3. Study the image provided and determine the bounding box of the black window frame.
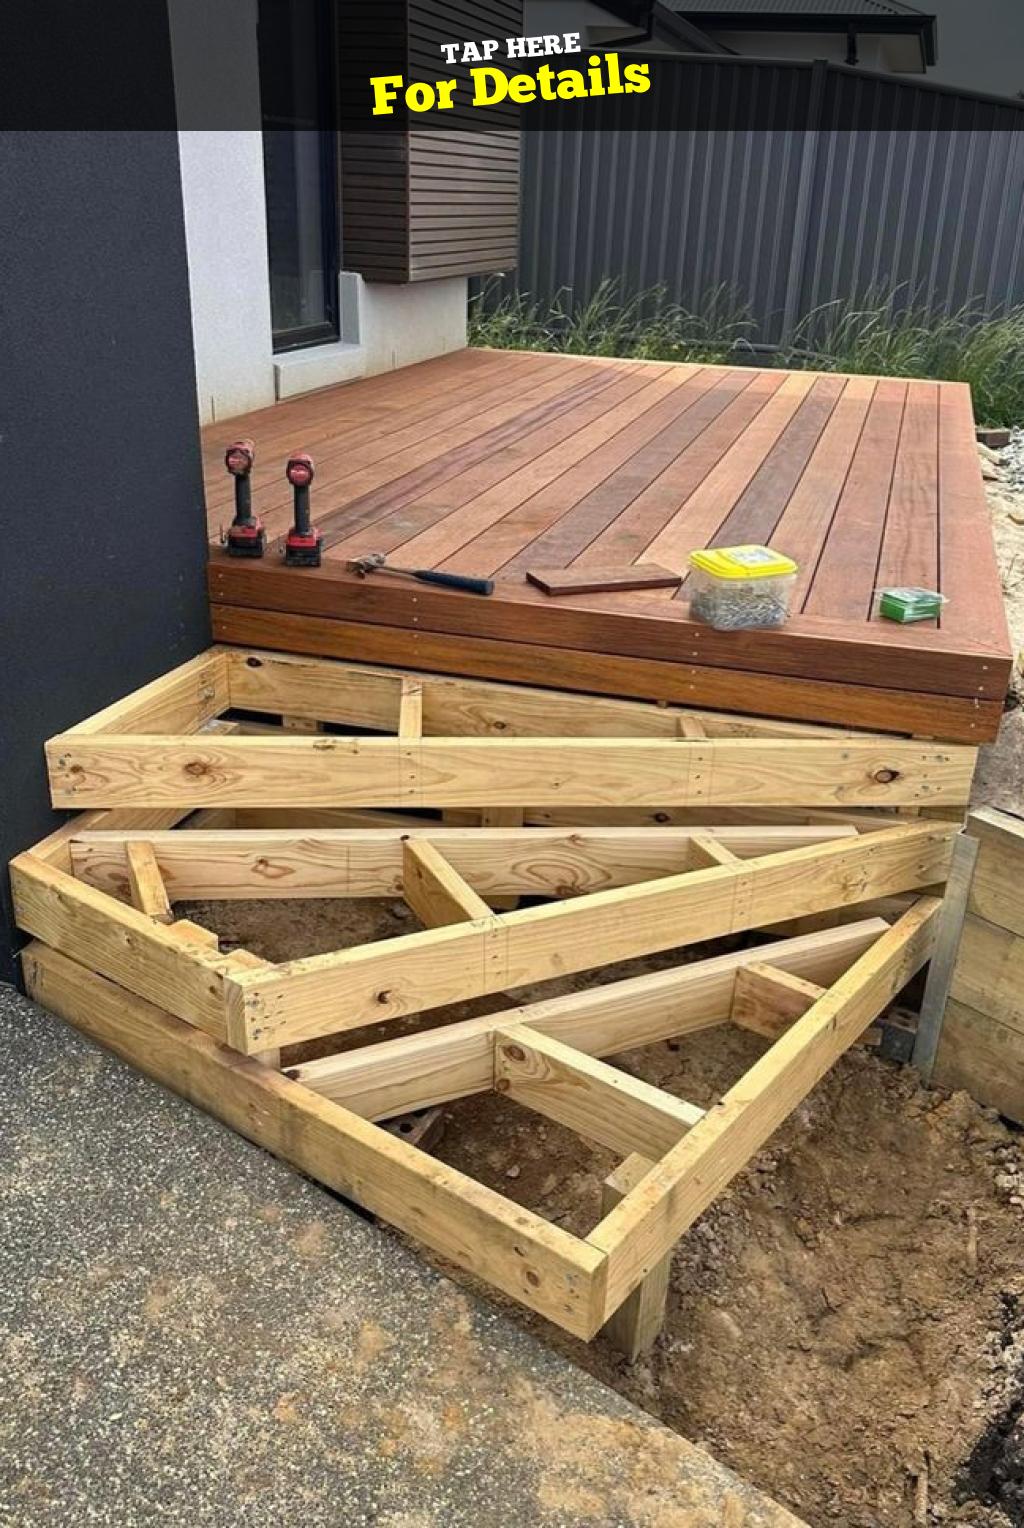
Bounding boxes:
[258,0,341,354]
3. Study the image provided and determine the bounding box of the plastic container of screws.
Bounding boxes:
[687,545,799,631]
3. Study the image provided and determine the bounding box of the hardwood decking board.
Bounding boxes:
[204,349,534,516]
[673,374,848,595]
[406,365,717,572]
[937,383,1013,650]
[299,354,641,540]
[328,363,691,570]
[202,352,1011,741]
[779,376,877,611]
[436,370,748,578]
[494,371,761,575]
[321,362,667,566]
[875,380,940,615]
[803,378,908,620]
[496,373,765,575]
[210,604,1003,741]
[201,346,518,472]
[208,560,1004,701]
[209,353,578,519]
[268,357,626,550]
[643,372,818,571]
[570,371,785,570]
[213,355,582,545]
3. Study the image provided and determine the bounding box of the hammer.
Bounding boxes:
[347,552,494,597]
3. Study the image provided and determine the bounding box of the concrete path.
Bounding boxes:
[0,982,801,1527]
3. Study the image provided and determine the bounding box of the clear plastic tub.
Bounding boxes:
[687,545,799,631]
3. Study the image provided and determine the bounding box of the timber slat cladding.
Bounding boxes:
[339,1,522,282]
[202,351,1011,742]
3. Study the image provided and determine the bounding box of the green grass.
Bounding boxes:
[469,278,758,367]
[784,293,1024,428]
[470,279,1024,426]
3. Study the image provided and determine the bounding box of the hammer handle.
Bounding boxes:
[411,569,494,596]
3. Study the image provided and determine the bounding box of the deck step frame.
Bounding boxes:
[15,645,955,1340]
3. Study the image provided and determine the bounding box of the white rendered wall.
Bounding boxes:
[169,0,466,423]
[349,275,468,374]
[274,273,468,400]
[170,0,276,424]
[177,131,276,424]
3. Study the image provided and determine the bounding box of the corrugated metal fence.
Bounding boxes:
[498,56,1024,347]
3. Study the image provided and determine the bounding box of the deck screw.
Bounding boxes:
[376,989,391,1004]
[245,656,263,668]
[503,1044,526,1063]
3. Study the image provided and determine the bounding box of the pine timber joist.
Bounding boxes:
[67,824,864,901]
[21,895,940,1339]
[287,917,891,1118]
[44,647,977,813]
[46,732,974,811]
[22,942,605,1337]
[14,818,955,1054]
[586,898,941,1316]
[28,646,969,1054]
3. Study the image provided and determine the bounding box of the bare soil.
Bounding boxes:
[179,452,1024,1528]
[183,889,1024,1528]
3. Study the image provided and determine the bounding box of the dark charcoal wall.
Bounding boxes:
[0,130,210,983]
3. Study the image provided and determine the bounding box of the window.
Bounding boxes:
[258,0,339,351]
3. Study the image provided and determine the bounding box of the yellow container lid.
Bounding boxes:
[688,544,798,580]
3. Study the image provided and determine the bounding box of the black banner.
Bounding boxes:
[1,0,1022,132]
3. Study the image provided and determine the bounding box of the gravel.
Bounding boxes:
[999,428,1024,495]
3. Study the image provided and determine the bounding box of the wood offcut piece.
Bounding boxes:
[526,564,682,596]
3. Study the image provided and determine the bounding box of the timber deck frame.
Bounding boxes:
[17,646,964,1340]
[203,349,1013,744]
[24,900,940,1340]
[44,647,978,816]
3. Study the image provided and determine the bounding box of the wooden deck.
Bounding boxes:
[204,348,1011,741]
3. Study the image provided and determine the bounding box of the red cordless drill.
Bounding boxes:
[283,451,322,567]
[222,439,266,558]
